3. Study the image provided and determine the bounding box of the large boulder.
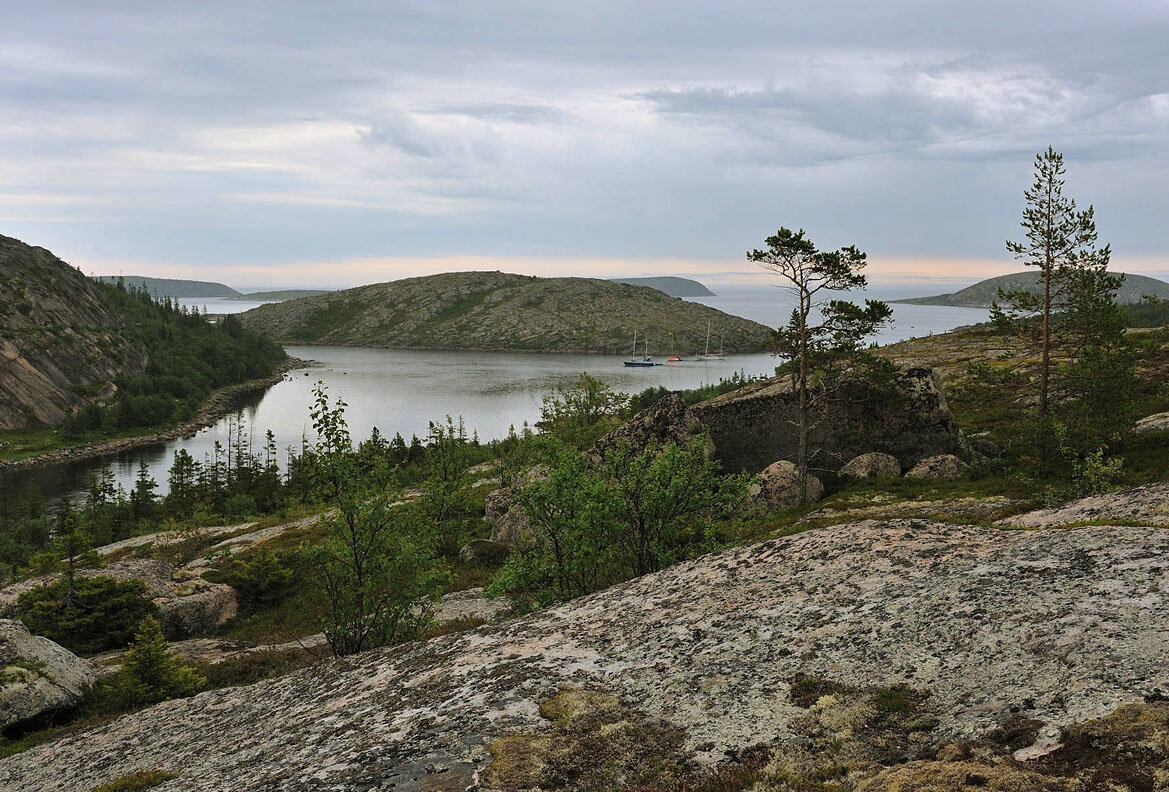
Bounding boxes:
[0,619,95,730]
[749,460,824,509]
[458,539,512,566]
[489,505,537,549]
[484,465,549,549]
[840,452,902,479]
[692,367,960,473]
[157,577,238,639]
[590,393,709,461]
[4,521,1168,791]
[906,454,968,480]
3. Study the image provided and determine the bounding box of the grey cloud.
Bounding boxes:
[0,1,1166,274]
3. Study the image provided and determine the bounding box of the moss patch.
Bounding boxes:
[87,769,178,791]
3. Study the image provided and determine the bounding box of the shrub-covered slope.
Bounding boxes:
[237,271,771,353]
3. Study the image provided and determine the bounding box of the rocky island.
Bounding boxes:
[236,271,772,353]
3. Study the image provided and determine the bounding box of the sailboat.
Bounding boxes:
[696,321,725,360]
[623,329,655,367]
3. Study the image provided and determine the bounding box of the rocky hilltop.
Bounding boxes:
[0,235,147,430]
[3,518,1166,791]
[610,276,715,297]
[237,271,772,353]
[893,270,1169,307]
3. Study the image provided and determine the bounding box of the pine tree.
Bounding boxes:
[748,228,892,502]
[994,148,1106,430]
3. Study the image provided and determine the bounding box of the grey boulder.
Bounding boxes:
[749,460,824,508]
[906,454,968,480]
[840,452,901,479]
[1,619,95,730]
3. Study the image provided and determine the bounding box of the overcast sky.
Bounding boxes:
[2,1,1167,288]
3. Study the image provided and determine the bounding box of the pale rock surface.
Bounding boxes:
[0,619,95,730]
[485,466,549,548]
[749,459,824,508]
[1000,480,1169,527]
[6,520,1166,791]
[1134,411,1169,434]
[905,453,968,480]
[840,452,902,479]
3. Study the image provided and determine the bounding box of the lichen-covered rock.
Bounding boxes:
[432,587,511,626]
[485,466,549,548]
[7,520,1165,790]
[906,454,968,480]
[590,393,709,461]
[1134,410,1169,434]
[693,367,960,473]
[157,580,238,639]
[484,488,512,522]
[489,505,537,548]
[749,460,825,508]
[1000,480,1169,528]
[0,619,95,730]
[840,452,902,479]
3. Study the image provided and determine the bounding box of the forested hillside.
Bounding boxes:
[0,234,286,443]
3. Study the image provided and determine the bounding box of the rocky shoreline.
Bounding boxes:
[0,357,306,472]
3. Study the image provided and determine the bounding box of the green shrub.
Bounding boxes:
[101,616,204,709]
[223,493,257,520]
[18,576,158,655]
[207,545,302,614]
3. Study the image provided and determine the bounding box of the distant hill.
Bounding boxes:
[238,271,771,354]
[93,276,241,299]
[893,271,1169,308]
[229,289,332,302]
[609,277,715,297]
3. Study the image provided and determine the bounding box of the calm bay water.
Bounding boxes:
[6,293,988,501]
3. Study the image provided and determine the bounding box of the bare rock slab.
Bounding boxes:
[4,520,1167,790]
[1000,481,1169,527]
[1134,411,1169,434]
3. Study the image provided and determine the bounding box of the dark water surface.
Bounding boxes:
[6,296,988,501]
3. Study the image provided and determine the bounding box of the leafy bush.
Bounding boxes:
[18,576,158,655]
[537,373,630,447]
[491,436,748,604]
[223,493,257,520]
